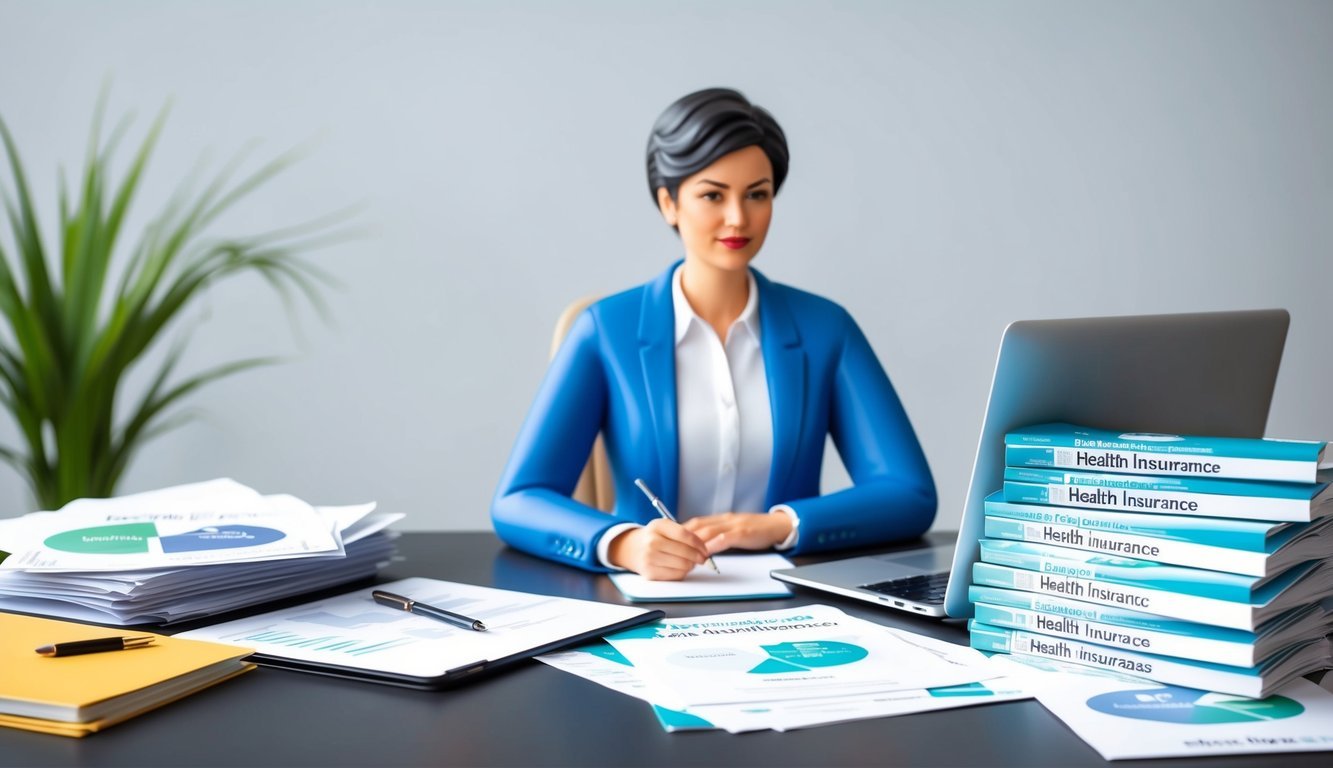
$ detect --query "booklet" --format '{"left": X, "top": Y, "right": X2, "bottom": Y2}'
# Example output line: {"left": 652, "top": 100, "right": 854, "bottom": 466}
{"left": 177, "top": 577, "right": 662, "bottom": 689}
{"left": 609, "top": 554, "right": 794, "bottom": 602}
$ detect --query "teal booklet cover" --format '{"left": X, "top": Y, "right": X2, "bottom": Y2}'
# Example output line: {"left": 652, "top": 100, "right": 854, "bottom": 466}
{"left": 969, "top": 585, "right": 1331, "bottom": 667}
{"left": 1005, "top": 422, "right": 1330, "bottom": 483}
{"left": 977, "top": 539, "right": 1287, "bottom": 601}
{"left": 982, "top": 493, "right": 1291, "bottom": 550}
{"left": 970, "top": 558, "right": 1328, "bottom": 631}
{"left": 968, "top": 620, "right": 1332, "bottom": 699}
{"left": 1003, "top": 467, "right": 1333, "bottom": 522}
{"left": 981, "top": 494, "right": 1332, "bottom": 577}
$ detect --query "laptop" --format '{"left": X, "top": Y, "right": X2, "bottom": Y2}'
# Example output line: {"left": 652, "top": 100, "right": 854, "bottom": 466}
{"left": 770, "top": 308, "right": 1290, "bottom": 618}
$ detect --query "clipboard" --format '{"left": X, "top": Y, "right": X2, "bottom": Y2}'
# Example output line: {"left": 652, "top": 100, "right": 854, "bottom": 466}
{"left": 176, "top": 577, "right": 664, "bottom": 690}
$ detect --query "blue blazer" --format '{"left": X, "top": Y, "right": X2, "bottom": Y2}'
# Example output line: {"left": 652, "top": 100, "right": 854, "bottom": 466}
{"left": 492, "top": 262, "right": 936, "bottom": 571}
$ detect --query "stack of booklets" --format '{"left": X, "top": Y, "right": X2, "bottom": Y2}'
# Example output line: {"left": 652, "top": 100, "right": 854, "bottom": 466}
{"left": 0, "top": 479, "right": 401, "bottom": 626}
{"left": 0, "top": 612, "right": 253, "bottom": 737}
{"left": 967, "top": 423, "right": 1333, "bottom": 698}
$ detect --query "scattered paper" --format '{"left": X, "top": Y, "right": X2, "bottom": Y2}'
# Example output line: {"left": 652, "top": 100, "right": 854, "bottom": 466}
{"left": 1027, "top": 666, "right": 1333, "bottom": 760}
{"left": 540, "top": 636, "right": 1031, "bottom": 733}
{"left": 605, "top": 604, "right": 996, "bottom": 708}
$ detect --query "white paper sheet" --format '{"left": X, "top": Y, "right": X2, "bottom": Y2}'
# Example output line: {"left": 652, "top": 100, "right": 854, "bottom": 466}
{"left": 540, "top": 643, "right": 1029, "bottom": 733}
{"left": 1029, "top": 669, "right": 1333, "bottom": 760}
{"left": 609, "top": 554, "right": 793, "bottom": 601}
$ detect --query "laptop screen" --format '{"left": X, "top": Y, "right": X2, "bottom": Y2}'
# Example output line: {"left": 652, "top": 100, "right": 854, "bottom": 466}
{"left": 942, "top": 309, "right": 1289, "bottom": 617}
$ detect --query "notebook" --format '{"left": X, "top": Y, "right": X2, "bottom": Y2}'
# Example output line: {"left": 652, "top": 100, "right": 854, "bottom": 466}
{"left": 771, "top": 308, "right": 1290, "bottom": 618}
{"left": 0, "top": 612, "right": 253, "bottom": 737}
{"left": 610, "top": 553, "right": 794, "bottom": 602}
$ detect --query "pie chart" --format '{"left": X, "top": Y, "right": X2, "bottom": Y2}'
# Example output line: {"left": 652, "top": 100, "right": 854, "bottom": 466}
{"left": 748, "top": 641, "right": 869, "bottom": 674}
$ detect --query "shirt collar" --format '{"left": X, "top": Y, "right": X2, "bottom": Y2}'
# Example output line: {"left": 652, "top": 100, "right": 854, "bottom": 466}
{"left": 672, "top": 264, "right": 761, "bottom": 346}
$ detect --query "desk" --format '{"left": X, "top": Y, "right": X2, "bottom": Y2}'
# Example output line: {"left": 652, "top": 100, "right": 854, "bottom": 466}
{"left": 1, "top": 532, "right": 1324, "bottom": 767}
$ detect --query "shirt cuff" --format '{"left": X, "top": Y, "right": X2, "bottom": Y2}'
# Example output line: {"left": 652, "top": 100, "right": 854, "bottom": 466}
{"left": 595, "top": 523, "right": 642, "bottom": 569}
{"left": 768, "top": 505, "right": 800, "bottom": 551}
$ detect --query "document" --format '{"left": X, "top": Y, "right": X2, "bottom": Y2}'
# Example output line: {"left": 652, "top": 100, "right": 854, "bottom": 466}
{"left": 178, "top": 577, "right": 660, "bottom": 686}
{"left": 609, "top": 553, "right": 793, "bottom": 602}
{"left": 540, "top": 632, "right": 1030, "bottom": 733}
{"left": 604, "top": 605, "right": 997, "bottom": 708}
{"left": 1028, "top": 670, "right": 1333, "bottom": 760}
{"left": 0, "top": 479, "right": 342, "bottom": 571}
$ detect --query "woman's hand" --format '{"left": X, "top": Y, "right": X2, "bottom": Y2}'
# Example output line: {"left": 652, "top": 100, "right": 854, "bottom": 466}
{"left": 684, "top": 512, "right": 792, "bottom": 554}
{"left": 606, "top": 518, "right": 711, "bottom": 581}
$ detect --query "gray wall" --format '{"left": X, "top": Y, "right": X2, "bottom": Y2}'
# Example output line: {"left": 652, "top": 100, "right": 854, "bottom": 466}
{"left": 0, "top": 1, "right": 1330, "bottom": 531}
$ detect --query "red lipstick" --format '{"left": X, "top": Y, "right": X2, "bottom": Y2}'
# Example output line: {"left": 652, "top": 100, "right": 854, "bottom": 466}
{"left": 719, "top": 237, "right": 750, "bottom": 250}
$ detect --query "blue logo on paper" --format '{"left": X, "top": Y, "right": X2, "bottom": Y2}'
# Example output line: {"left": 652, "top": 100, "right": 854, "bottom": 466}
{"left": 159, "top": 525, "right": 285, "bottom": 552}
{"left": 1087, "top": 686, "right": 1304, "bottom": 724}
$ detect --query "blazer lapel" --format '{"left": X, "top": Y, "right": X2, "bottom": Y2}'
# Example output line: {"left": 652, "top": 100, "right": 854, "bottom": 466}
{"left": 638, "top": 263, "right": 680, "bottom": 512}
{"left": 756, "top": 271, "right": 806, "bottom": 506}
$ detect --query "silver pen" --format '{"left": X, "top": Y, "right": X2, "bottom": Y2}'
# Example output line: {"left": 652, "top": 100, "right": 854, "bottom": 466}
{"left": 633, "top": 478, "right": 720, "bottom": 574}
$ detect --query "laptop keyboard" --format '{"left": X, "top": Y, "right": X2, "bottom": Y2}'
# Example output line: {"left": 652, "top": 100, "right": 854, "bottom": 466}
{"left": 859, "top": 572, "right": 950, "bottom": 605}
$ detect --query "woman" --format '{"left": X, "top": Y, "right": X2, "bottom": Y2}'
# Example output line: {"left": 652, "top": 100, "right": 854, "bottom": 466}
{"left": 492, "top": 88, "right": 936, "bottom": 580}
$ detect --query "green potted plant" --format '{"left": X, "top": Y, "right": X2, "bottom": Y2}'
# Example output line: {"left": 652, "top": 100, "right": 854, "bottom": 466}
{"left": 0, "top": 98, "right": 346, "bottom": 512}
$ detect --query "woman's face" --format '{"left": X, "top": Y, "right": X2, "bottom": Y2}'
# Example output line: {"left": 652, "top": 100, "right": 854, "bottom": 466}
{"left": 657, "top": 145, "right": 774, "bottom": 274}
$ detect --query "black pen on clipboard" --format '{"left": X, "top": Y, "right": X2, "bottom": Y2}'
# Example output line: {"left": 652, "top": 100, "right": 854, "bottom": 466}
{"left": 372, "top": 590, "right": 487, "bottom": 631}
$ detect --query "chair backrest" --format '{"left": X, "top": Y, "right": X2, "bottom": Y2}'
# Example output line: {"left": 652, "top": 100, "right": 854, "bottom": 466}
{"left": 551, "top": 297, "right": 615, "bottom": 512}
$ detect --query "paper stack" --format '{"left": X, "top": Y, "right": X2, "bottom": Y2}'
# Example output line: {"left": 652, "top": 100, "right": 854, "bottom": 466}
{"left": 968, "top": 423, "right": 1333, "bottom": 698}
{"left": 540, "top": 604, "right": 1031, "bottom": 732}
{"left": 0, "top": 479, "right": 401, "bottom": 626}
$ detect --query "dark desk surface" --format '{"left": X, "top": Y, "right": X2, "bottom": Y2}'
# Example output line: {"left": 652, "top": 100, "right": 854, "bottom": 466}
{"left": 2, "top": 532, "right": 1325, "bottom": 768}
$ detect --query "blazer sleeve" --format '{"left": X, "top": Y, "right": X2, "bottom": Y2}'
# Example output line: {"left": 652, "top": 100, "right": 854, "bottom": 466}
{"left": 782, "top": 309, "right": 937, "bottom": 555}
{"left": 490, "top": 310, "right": 623, "bottom": 571}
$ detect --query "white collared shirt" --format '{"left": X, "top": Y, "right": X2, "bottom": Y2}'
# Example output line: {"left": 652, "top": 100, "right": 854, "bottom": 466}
{"left": 671, "top": 264, "right": 773, "bottom": 522}
{"left": 595, "top": 266, "right": 799, "bottom": 567}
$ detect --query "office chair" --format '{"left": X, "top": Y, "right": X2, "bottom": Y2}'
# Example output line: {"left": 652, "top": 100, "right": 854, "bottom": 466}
{"left": 551, "top": 297, "right": 615, "bottom": 512}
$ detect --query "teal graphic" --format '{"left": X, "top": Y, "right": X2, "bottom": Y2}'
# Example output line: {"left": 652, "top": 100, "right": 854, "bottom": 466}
{"left": 652, "top": 705, "right": 714, "bottom": 731}
{"left": 606, "top": 623, "right": 665, "bottom": 641}
{"left": 749, "top": 641, "right": 868, "bottom": 674}
{"left": 575, "top": 643, "right": 633, "bottom": 667}
{"left": 1088, "top": 687, "right": 1304, "bottom": 724}
{"left": 928, "top": 682, "right": 994, "bottom": 698}
{"left": 44, "top": 522, "right": 158, "bottom": 554}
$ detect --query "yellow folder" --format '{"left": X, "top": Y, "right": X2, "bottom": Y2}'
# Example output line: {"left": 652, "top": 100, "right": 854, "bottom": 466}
{"left": 0, "top": 611, "right": 254, "bottom": 737}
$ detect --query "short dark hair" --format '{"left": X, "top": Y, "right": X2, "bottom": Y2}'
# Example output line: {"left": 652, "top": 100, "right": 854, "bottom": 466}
{"left": 645, "top": 88, "right": 789, "bottom": 205}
